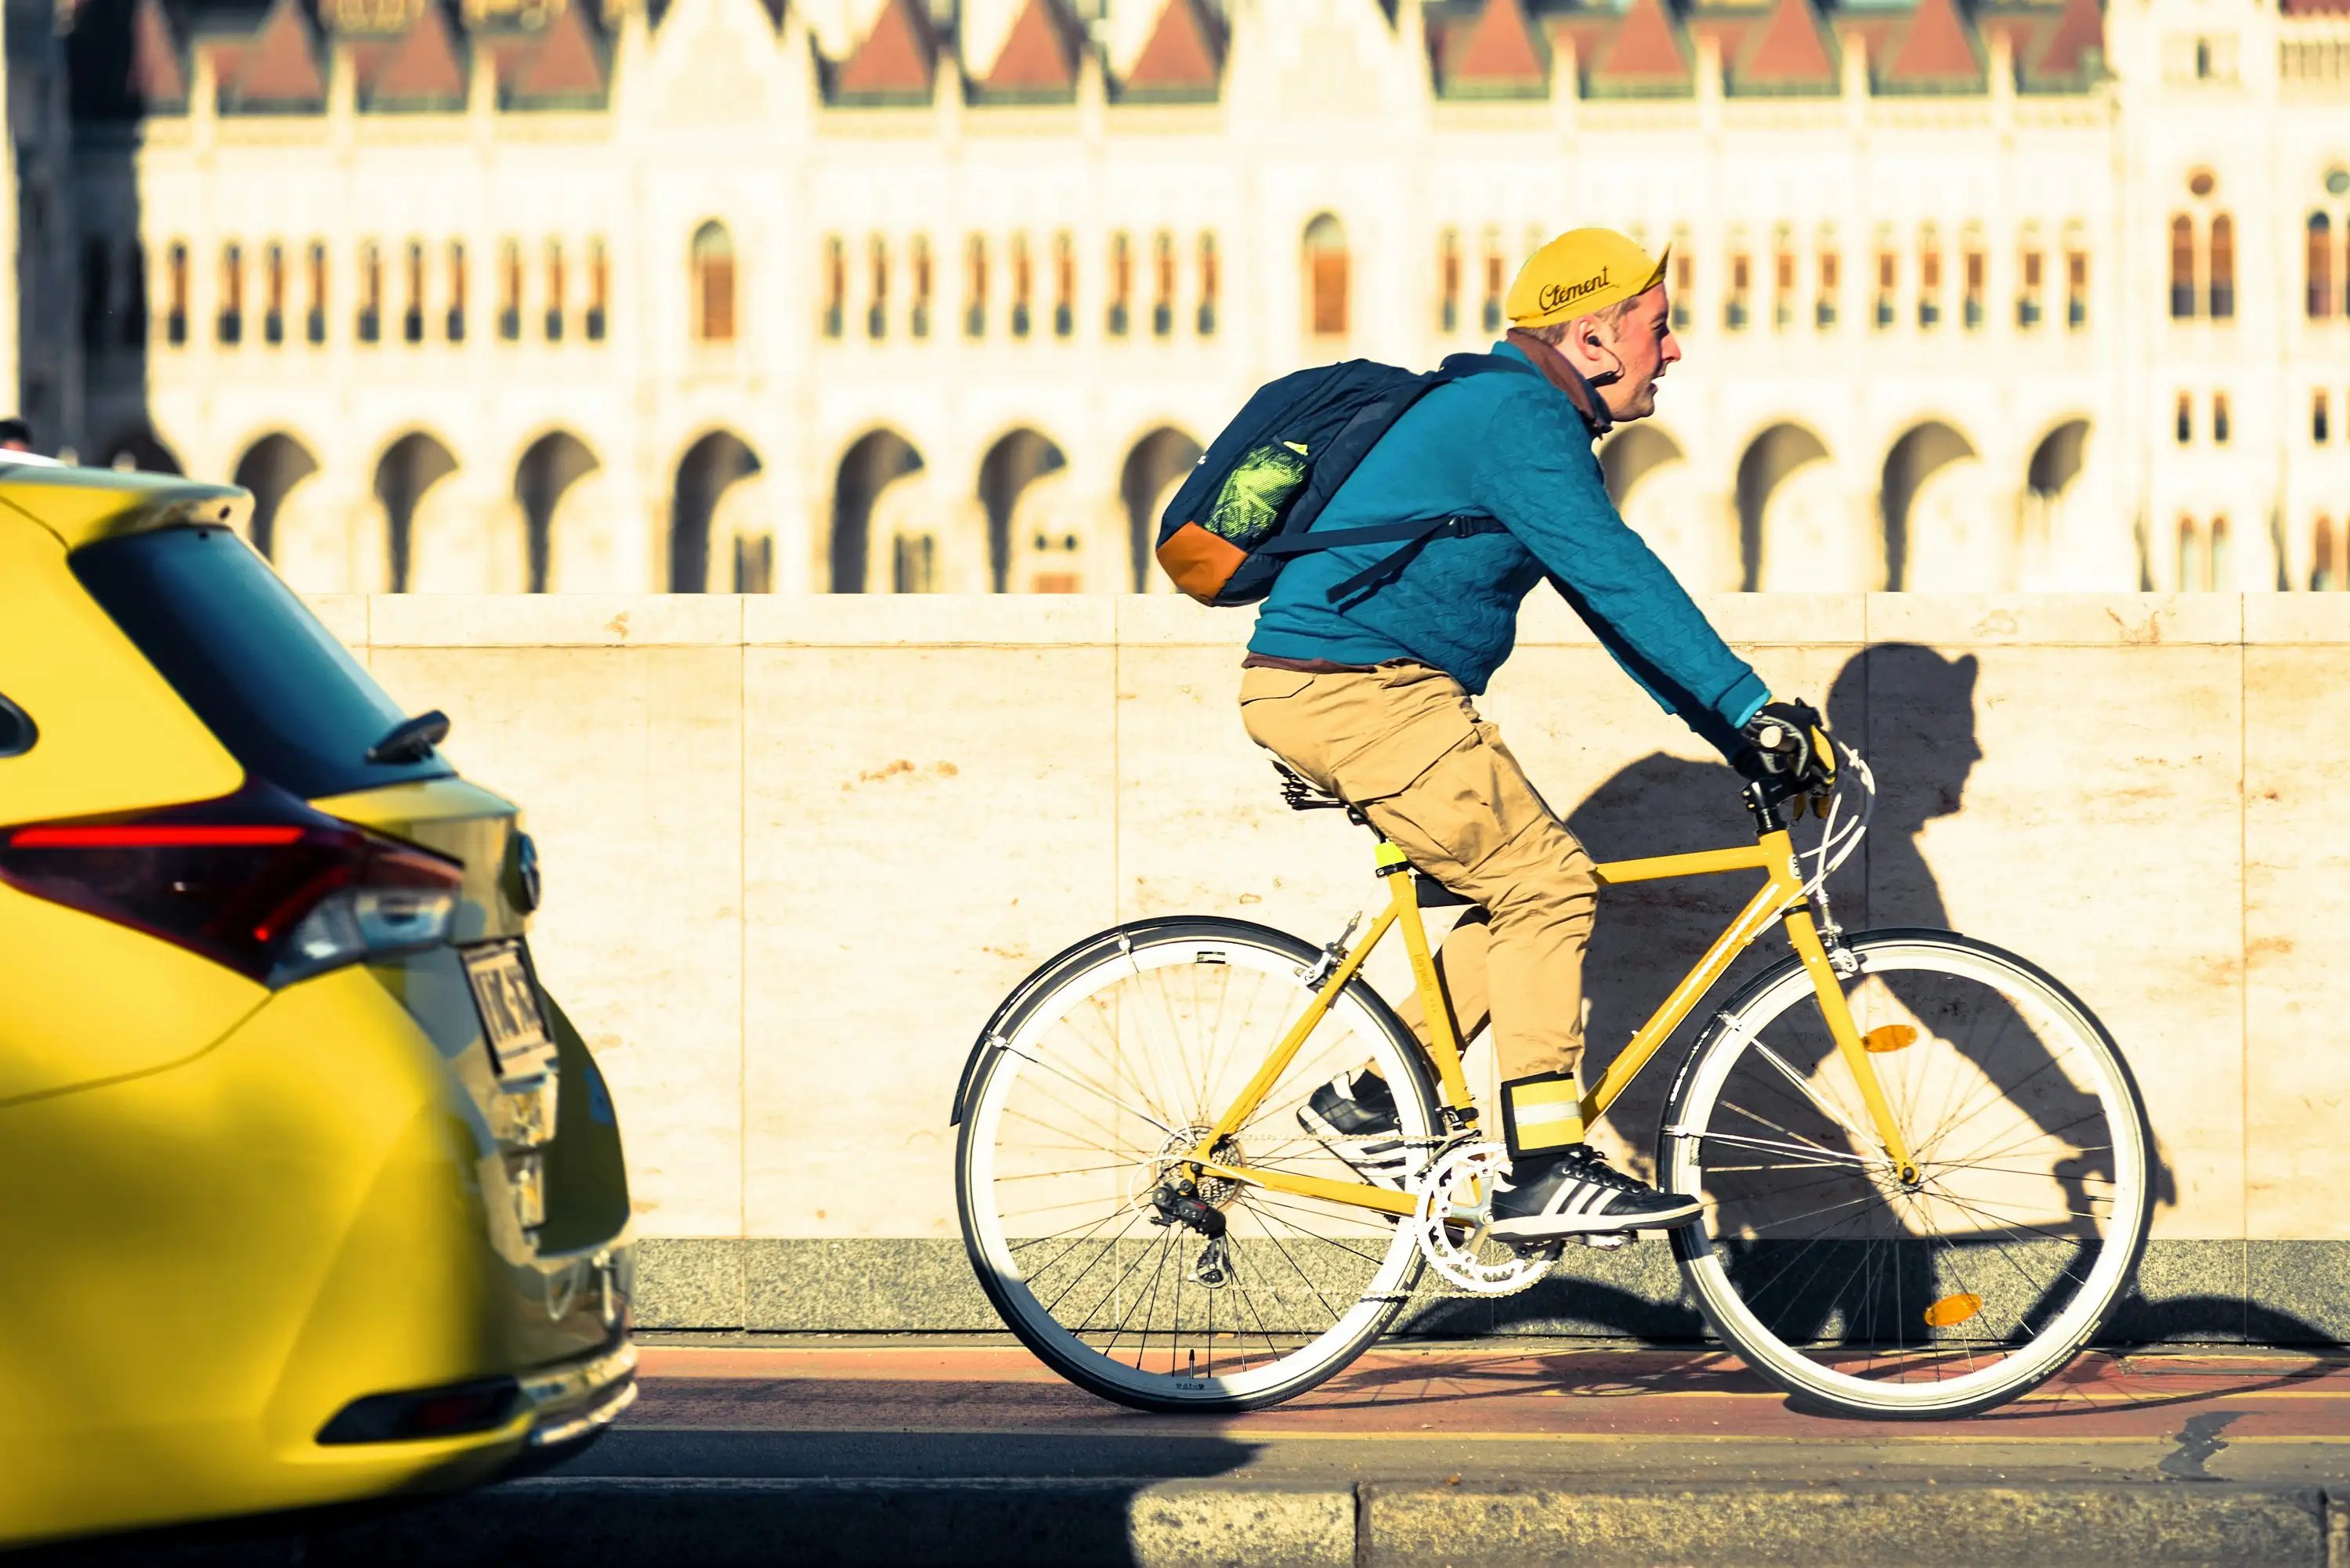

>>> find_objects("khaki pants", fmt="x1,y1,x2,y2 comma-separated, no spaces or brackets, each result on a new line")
1238,663,1600,1103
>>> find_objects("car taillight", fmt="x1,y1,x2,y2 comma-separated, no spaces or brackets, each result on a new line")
0,792,463,987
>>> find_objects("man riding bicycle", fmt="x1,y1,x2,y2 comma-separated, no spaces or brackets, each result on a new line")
1240,227,1832,1244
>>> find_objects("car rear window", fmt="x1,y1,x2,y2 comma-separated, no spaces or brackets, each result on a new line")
70,526,453,800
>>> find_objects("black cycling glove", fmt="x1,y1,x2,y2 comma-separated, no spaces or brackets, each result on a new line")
1734,699,1836,795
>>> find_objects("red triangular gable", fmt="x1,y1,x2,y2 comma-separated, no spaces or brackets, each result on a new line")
2031,0,2102,75
372,0,465,99
230,0,325,103
985,0,1079,92
1595,0,1689,81
128,0,187,103
514,2,604,98
1742,0,1834,82
1125,0,1220,92
837,0,935,97
1448,0,1546,87
1888,0,1981,81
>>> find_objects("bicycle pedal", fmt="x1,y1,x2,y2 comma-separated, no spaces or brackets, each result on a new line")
1577,1231,1632,1251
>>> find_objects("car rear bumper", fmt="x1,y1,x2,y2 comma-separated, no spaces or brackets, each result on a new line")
519,1338,638,1451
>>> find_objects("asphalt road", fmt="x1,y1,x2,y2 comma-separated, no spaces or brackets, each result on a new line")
30,1338,2350,1566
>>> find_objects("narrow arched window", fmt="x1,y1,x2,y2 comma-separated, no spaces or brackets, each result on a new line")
1303,213,1348,338
1196,232,1217,337
822,235,844,339
306,241,327,343
2313,517,2336,593
910,235,931,339
446,241,465,342
2211,515,2232,589
692,221,735,343
403,240,425,344
2066,244,2088,330
1482,226,1506,334
359,240,382,344
1917,226,1942,329
497,240,522,341
1054,231,1076,338
2170,215,2197,318
1671,237,1692,332
1010,233,1032,338
1726,235,1751,332
964,233,986,338
2208,215,2235,320
1107,231,1130,337
2018,236,2044,328
219,242,243,345
2308,214,2334,320
167,241,189,345
1961,237,1986,331
545,240,566,342
1816,233,1838,330
1418,228,1450,336
263,241,284,344
1773,226,1795,330
587,239,609,341
2177,517,2200,591
866,234,887,341
1152,230,1175,338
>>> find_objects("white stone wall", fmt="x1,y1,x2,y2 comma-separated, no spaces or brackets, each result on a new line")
316,591,2350,1250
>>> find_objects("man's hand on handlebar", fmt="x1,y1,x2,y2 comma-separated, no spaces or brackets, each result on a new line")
1735,699,1837,805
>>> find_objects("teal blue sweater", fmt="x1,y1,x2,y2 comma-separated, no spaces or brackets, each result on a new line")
1248,342,1768,750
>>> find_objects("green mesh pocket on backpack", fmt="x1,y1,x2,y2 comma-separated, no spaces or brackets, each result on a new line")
1204,442,1309,547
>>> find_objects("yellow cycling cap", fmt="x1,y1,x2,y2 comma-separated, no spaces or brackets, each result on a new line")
1506,228,1670,327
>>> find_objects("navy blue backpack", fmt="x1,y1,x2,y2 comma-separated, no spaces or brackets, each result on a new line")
1154,353,1516,608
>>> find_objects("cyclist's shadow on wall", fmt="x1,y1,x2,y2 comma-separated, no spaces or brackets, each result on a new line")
1488,642,2222,1343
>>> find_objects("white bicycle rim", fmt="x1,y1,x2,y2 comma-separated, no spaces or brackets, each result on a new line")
963,928,1434,1407
1665,935,2149,1416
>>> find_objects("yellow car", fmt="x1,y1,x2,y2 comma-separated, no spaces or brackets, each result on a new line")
0,464,634,1546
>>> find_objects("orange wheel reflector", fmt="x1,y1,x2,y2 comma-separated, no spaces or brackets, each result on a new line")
1863,1024,1918,1053
1923,1292,1983,1328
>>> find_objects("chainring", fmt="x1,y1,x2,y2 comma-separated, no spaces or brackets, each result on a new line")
1409,1141,1560,1297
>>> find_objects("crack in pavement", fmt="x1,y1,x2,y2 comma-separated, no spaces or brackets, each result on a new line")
2158,1410,2251,1482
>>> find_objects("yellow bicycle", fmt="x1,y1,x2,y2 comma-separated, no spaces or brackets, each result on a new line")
952,744,2153,1420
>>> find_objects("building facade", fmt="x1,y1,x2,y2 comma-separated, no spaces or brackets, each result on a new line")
21,0,2350,594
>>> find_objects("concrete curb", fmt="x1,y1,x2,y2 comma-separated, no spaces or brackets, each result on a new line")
27,1478,2350,1568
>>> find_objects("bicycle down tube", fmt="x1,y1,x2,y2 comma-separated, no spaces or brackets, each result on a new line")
1187,802,1918,1216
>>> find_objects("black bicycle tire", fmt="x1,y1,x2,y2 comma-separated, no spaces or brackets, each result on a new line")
1660,927,2155,1422
954,916,1440,1414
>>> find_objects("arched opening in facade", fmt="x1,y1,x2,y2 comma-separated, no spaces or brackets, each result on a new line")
832,428,924,594
2026,419,2090,499
1734,423,1832,591
231,433,320,560
1601,425,1726,591
671,431,761,592
1303,213,1348,339
1119,426,1202,591
692,222,736,343
978,428,1068,593
515,432,602,592
376,433,459,592
1881,421,1979,591
99,425,182,474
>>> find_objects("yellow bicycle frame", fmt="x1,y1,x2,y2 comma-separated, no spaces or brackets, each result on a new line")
1187,818,1918,1218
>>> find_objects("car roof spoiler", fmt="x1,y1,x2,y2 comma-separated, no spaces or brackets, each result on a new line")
0,464,250,551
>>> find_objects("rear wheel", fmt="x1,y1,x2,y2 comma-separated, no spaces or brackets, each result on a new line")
1662,929,2153,1419
956,918,1439,1413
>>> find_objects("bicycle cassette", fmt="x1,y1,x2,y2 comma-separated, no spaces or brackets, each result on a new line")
1410,1141,1560,1296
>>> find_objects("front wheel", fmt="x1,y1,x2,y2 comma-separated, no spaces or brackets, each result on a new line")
1661,928,2153,1420
956,918,1441,1413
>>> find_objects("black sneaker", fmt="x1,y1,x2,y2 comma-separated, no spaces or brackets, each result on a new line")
1486,1145,1701,1241
1296,1070,1412,1189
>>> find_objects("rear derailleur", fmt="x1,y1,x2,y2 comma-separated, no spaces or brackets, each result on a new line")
1148,1177,1231,1289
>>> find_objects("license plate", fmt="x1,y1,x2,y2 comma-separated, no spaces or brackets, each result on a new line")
463,940,555,1078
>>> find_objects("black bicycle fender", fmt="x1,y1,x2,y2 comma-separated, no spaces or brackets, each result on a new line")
949,917,1230,1125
